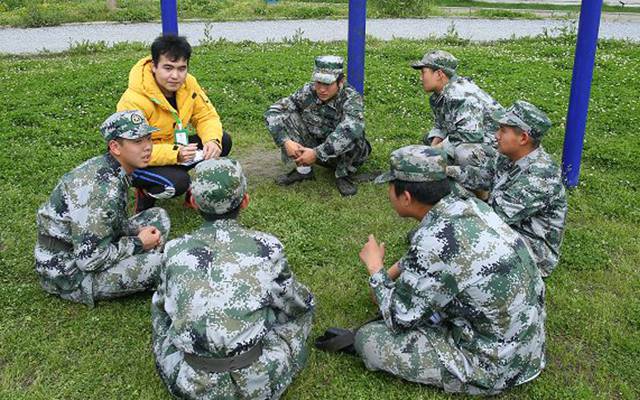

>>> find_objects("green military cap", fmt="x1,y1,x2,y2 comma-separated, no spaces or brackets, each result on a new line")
375,145,448,184
495,100,552,140
100,110,159,142
312,55,344,84
192,158,247,215
411,50,458,76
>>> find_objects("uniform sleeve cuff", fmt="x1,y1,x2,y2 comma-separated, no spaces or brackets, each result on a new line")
369,270,390,289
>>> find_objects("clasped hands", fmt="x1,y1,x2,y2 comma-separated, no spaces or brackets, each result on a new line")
284,140,317,166
177,140,221,163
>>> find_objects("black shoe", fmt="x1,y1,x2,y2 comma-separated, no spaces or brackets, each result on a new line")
351,170,384,183
134,188,155,213
315,327,357,356
336,176,357,196
275,169,315,186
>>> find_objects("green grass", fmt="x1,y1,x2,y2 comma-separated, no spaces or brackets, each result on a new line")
2,0,638,28
1,36,639,399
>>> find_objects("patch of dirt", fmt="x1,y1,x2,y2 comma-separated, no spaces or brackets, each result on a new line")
234,146,287,186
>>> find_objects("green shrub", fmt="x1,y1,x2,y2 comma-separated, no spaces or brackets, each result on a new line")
369,0,434,18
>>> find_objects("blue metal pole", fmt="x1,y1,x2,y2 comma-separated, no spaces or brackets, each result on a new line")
562,0,603,188
347,0,366,94
160,0,179,36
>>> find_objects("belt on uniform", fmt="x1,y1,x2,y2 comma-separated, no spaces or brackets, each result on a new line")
183,342,263,373
38,233,73,253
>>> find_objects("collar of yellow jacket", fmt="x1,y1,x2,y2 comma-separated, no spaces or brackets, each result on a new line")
128,56,196,113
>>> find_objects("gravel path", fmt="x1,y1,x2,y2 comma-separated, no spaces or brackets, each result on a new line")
2,16,640,55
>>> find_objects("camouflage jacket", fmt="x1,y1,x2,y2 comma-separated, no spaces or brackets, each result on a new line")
152,219,315,358
369,193,546,391
427,75,503,153
448,147,567,276
264,82,366,162
36,154,143,281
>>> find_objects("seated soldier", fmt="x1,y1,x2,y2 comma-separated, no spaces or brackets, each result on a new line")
35,110,170,307
355,145,546,395
447,101,568,277
151,158,315,399
264,55,371,196
412,50,503,158
117,35,232,212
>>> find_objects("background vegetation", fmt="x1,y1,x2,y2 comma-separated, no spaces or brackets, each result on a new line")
0,0,637,28
0,34,639,399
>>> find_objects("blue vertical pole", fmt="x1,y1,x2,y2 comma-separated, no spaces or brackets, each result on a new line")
562,0,603,188
161,0,179,36
347,0,366,94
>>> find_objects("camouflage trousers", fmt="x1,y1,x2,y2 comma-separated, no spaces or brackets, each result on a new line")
35,207,170,307
354,321,494,395
153,312,314,400
278,113,370,178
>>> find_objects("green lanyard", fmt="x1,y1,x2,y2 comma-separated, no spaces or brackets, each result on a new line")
152,97,188,145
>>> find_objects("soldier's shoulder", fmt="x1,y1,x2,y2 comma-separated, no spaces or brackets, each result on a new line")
247,229,286,260
529,149,562,180
63,155,115,187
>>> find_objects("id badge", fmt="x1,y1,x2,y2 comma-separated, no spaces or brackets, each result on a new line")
175,129,188,146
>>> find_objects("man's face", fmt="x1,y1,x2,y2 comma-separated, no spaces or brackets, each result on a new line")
152,54,188,95
112,135,153,173
420,67,441,93
314,80,340,102
495,125,526,159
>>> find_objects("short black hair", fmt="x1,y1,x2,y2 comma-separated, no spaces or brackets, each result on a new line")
151,35,192,65
392,178,451,206
199,205,241,221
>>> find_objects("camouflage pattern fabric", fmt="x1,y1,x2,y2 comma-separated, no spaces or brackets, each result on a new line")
100,109,158,141
264,82,370,178
151,218,315,399
447,147,567,277
35,154,170,307
375,145,447,183
191,158,247,215
411,50,459,77
355,192,546,395
312,55,344,84
495,100,552,140
426,75,503,156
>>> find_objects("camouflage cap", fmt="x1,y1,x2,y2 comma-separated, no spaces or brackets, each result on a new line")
411,50,458,76
375,145,448,184
100,110,159,142
312,55,344,84
495,100,552,140
192,158,247,215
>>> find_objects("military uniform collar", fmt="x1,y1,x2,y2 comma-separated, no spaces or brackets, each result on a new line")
515,147,541,171
104,153,131,184
420,192,460,227
432,74,460,102
202,218,241,229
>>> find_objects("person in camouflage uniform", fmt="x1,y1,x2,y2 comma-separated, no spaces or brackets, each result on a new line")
354,145,546,395
35,110,171,307
412,50,503,160
264,55,371,196
446,101,568,277
151,158,315,400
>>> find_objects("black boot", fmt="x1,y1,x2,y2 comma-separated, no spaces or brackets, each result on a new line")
335,176,357,196
275,168,315,186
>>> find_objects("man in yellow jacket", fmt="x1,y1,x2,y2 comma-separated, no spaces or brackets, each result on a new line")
117,35,232,212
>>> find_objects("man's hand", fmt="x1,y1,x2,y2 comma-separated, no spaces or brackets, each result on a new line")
283,140,303,159
294,147,317,166
359,234,385,276
177,143,198,163
203,140,222,160
138,226,161,250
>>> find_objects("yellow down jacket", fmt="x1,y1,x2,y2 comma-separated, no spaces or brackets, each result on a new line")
117,57,223,166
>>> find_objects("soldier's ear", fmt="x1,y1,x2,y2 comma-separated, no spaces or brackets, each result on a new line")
108,139,122,156
401,190,413,207
189,193,199,210
239,193,250,210
520,131,532,146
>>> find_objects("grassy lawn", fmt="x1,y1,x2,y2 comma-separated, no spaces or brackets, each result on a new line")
1,35,639,399
1,0,637,28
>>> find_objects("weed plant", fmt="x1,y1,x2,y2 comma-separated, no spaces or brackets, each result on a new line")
0,37,639,399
